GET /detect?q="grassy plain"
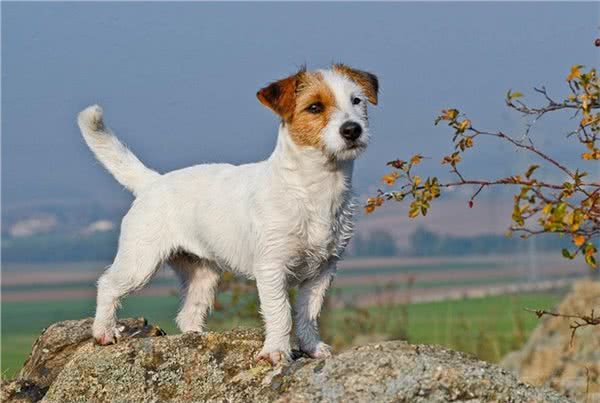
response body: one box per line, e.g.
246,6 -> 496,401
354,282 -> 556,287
1,291 -> 563,378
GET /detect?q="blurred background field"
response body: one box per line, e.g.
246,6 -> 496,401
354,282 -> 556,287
2,1 -> 597,389
1,255 -> 578,378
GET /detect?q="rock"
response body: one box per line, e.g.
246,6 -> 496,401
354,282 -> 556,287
3,318 -> 570,403
2,318 -> 165,403
278,343 -> 570,403
1,380 -> 47,403
501,280 -> 600,402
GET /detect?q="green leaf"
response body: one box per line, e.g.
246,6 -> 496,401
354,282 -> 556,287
525,164 -> 539,179
507,89 -> 524,101
511,91 -> 523,99
585,255 -> 597,269
555,203 -> 567,216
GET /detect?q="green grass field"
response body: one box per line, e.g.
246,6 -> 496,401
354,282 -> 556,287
1,291 -> 563,378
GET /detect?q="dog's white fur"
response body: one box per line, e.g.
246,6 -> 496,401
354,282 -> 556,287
78,67 -> 375,363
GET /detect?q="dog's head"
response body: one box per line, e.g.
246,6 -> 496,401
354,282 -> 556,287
257,64 -> 378,161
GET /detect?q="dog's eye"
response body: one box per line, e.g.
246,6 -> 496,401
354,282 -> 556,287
306,102 -> 324,114
352,97 -> 362,105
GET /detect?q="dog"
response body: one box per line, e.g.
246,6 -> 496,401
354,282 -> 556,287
78,64 -> 378,364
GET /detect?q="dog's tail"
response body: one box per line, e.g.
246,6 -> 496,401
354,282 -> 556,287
78,105 -> 161,196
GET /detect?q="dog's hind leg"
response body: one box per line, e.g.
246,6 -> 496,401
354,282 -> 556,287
170,255 -> 220,333
93,249 -> 163,345
92,213 -> 171,345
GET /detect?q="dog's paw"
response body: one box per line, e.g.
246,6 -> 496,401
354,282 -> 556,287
181,328 -> 206,335
302,341 -> 332,359
176,314 -> 206,334
255,348 -> 291,366
78,104 -> 105,132
93,324 -> 122,346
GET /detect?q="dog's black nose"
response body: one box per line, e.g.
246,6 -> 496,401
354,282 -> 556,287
339,121 -> 362,141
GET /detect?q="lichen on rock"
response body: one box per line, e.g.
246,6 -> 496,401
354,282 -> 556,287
2,317 -> 572,403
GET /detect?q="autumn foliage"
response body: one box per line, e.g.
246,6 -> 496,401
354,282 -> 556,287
367,65 -> 599,268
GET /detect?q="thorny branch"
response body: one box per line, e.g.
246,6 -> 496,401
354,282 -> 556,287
525,308 -> 600,346
367,65 -> 599,268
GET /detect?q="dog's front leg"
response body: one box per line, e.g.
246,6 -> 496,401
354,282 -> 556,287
294,260 -> 336,358
255,261 -> 292,365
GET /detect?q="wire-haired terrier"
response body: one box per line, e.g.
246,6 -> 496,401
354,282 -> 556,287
78,64 -> 378,364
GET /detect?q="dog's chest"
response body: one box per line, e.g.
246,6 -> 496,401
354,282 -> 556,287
287,189 -> 355,281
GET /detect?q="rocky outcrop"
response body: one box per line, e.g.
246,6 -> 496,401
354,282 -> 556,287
502,280 -> 600,402
3,318 -> 570,403
1,318 -> 165,403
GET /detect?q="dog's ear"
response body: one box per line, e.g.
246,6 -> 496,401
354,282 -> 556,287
333,64 -> 379,105
256,70 -> 304,121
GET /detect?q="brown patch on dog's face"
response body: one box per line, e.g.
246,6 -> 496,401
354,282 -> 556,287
332,64 -> 379,105
287,72 -> 336,147
257,71 -> 336,148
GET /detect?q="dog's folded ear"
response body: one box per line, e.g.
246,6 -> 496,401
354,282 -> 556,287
333,64 -> 379,105
257,70 -> 304,121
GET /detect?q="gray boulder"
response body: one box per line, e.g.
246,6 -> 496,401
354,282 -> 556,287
2,318 -> 571,403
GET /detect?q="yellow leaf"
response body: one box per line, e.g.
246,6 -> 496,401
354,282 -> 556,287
585,244 -> 596,257
382,172 -> 400,186
573,235 -> 585,247
410,155 -> 423,165
413,176 -> 422,186
508,91 -> 523,100
542,204 -> 552,215
365,196 -> 385,214
442,109 -> 458,120
458,119 -> 471,132
580,115 -> 598,126
567,65 -> 583,81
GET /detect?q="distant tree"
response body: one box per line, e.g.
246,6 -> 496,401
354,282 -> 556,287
408,226 -> 569,257
367,64 -> 599,269
352,231 -> 398,257
409,227 -> 441,257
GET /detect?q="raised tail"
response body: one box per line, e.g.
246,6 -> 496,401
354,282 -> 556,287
78,105 -> 161,196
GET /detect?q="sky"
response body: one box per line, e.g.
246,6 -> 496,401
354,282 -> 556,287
2,2 -> 599,211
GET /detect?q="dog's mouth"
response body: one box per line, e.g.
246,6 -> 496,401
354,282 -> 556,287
345,140 -> 368,152
330,142 -> 368,161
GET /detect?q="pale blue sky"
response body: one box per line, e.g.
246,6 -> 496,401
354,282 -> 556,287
2,2 -> 598,209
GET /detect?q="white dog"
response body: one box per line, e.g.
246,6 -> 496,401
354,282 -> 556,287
78,64 -> 378,364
